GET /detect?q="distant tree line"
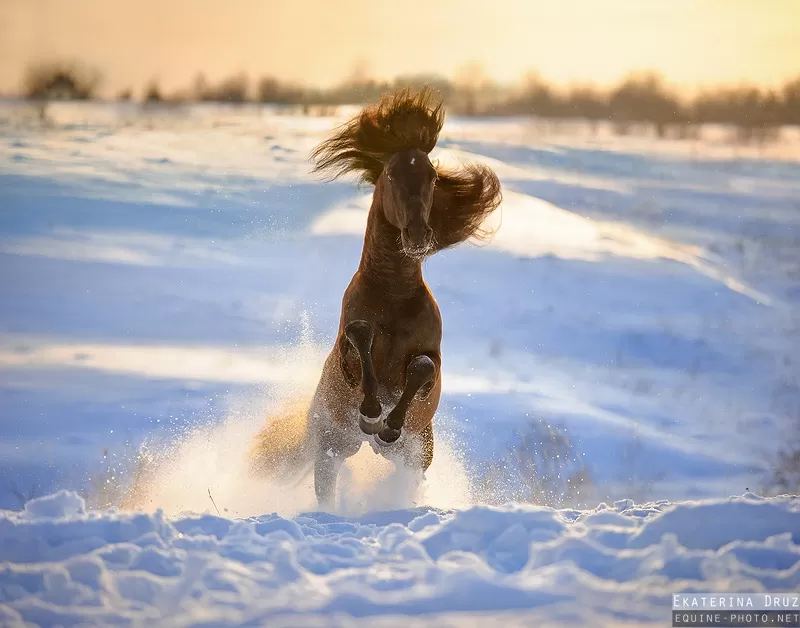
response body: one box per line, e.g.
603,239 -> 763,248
21,60 -> 800,141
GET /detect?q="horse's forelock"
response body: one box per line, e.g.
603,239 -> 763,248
310,86 -> 444,184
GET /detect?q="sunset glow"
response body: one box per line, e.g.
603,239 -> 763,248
1,0 -> 798,96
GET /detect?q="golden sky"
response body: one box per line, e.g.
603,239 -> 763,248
1,0 -> 798,96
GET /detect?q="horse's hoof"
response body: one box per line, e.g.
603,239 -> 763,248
374,428 -> 402,447
360,399 -> 382,421
359,413 -> 384,435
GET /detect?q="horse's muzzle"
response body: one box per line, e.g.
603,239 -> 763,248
401,226 -> 433,258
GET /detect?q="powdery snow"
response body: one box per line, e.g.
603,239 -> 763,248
1,100 -> 799,625
1,490 -> 798,627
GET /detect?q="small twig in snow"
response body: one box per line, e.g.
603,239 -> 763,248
207,487 -> 221,516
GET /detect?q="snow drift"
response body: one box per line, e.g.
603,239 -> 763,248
0,490 -> 798,627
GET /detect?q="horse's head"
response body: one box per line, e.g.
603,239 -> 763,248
380,147 -> 437,259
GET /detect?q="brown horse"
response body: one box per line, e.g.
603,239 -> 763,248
250,87 -> 502,509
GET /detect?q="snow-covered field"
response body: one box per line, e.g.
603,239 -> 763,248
1,489 -> 798,627
1,100 -> 798,626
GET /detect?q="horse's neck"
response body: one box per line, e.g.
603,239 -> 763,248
357,197 -> 423,300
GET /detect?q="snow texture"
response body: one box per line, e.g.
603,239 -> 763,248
1,490 -> 798,627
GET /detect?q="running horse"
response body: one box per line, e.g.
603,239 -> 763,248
250,87 -> 502,509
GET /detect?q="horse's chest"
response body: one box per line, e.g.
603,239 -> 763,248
370,329 -> 413,391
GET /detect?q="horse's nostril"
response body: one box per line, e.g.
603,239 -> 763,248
403,225 -> 430,244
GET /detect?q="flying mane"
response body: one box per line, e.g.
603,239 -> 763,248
310,87 -> 502,250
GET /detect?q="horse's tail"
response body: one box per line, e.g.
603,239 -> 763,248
247,400 -> 315,481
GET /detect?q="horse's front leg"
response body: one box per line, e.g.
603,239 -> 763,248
340,320 -> 383,434
375,354 -> 437,446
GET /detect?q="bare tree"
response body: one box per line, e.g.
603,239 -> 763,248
24,60 -> 102,101
143,79 -> 163,103
609,72 -> 682,138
